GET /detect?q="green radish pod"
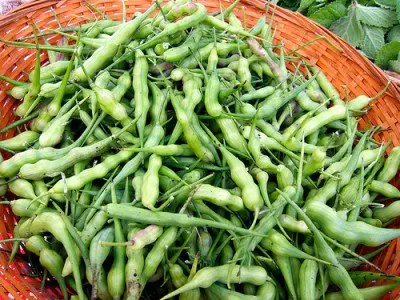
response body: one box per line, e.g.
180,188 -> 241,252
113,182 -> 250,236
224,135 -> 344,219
325,283 -> 400,300
74,186 -> 93,220
39,249 -> 69,300
25,235 -> 48,255
291,257 -> 302,300
15,47 -> 41,117
112,72 -> 132,103
251,168 -> 272,207
277,190 -> 363,300
62,210 -> 108,277
92,84 -> 134,131
192,184 -> 244,211
238,56 -> 254,92
107,186 -> 126,299
25,235 -> 68,300
205,284 -> 257,300
87,226 -> 114,300
103,203 -> 261,236
240,86 -> 275,102
109,126 -> 139,146
373,201 -> 400,223
368,180 -> 400,198
160,264 -> 269,299
322,148 -> 381,180
139,4 -> 207,51
28,60 -> 69,82
71,3 -> 159,82
162,28 -> 205,62
245,123 -> 278,174
132,169 -> 145,203
46,56 -> 75,117
205,15 -> 256,39
123,144 -> 193,156
168,263 -> 201,300
256,281 -> 276,300
39,82 -> 76,98
141,154 -> 162,210
296,90 -> 325,112
277,165 -> 294,190
303,149 -> 326,177
339,176 -> 361,208
206,46 -> 219,74
218,117 -> 249,155
132,49 -> 150,142
279,214 -> 310,234
26,211 -> 85,299
0,154 -> 6,196
125,227 -> 144,300
180,41 -> 245,69
198,229 -> 212,260
84,123 -> 165,225
377,146 -> 400,182
299,259 -> 318,300
247,38 -> 282,81
19,120 -> 137,180
49,149 -> 137,195
349,270 -> 400,286
10,199 -> 40,217
307,201 -> 400,246
312,67 -> 343,105
170,93 -> 214,162
91,267 -> 111,300
128,225 -> 163,251
242,126 -> 304,157
9,179 -> 36,199
260,229 -> 328,264
0,131 -> 39,151
0,116 -> 94,177
358,217 -> 383,227
9,85 -> 29,99
249,16 -> 266,35
39,98 -> 82,148
295,97 -> 373,139
9,218 -> 28,264
204,69 -> 222,117
231,186 -> 296,266
228,12 -> 243,28
149,82 -> 168,126
140,226 -> 178,291
207,137 -> 263,217
221,243 -> 234,265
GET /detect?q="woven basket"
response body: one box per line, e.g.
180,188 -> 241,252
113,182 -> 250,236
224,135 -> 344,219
1,0 -> 400,299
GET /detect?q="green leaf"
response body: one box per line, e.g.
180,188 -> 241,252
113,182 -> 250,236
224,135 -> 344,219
357,4 -> 398,28
389,59 -> 400,72
361,25 -> 385,58
298,0 -> 316,12
308,1 -> 348,27
388,25 -> 400,42
331,4 -> 364,47
397,0 -> 400,22
307,4 -> 322,15
375,41 -> 400,68
374,0 -> 396,8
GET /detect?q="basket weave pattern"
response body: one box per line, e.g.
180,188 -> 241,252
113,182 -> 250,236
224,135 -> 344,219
0,0 -> 400,299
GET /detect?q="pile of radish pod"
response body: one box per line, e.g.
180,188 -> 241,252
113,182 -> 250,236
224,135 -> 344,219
0,1 -> 399,299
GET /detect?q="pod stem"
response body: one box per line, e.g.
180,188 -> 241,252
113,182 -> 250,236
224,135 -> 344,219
0,39 -> 75,52
0,238 -> 27,243
321,232 -> 384,273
